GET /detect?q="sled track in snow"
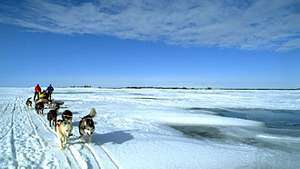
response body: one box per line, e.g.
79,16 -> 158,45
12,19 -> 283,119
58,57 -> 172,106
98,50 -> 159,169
0,102 -> 10,113
0,98 -> 19,141
66,147 -> 84,169
84,144 -> 104,169
85,143 -> 120,169
1,96 -> 120,169
98,145 -> 120,169
33,108 -> 119,169
9,102 -> 18,168
23,104 -> 46,148
33,111 -> 90,169
19,101 -> 60,168
0,103 -> 12,140
16,96 -> 119,169
31,111 -> 78,169
18,97 -> 74,169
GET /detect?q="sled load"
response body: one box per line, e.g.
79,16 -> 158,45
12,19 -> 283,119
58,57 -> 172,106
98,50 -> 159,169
33,84 -> 64,110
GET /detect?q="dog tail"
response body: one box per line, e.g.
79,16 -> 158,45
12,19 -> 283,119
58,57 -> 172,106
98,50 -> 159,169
27,97 -> 32,101
88,108 -> 97,118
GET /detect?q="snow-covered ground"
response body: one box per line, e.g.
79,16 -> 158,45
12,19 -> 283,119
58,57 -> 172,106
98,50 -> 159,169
0,87 -> 299,169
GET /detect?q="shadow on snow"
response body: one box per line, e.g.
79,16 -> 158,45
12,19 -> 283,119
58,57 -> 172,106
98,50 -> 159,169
69,130 -> 134,146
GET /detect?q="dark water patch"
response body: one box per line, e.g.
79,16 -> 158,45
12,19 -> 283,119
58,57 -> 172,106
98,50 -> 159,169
241,137 -> 298,152
185,107 -> 300,130
171,125 -> 299,152
187,107 -> 208,111
261,127 -> 300,137
233,108 -> 300,115
171,125 -> 224,139
171,125 -> 261,146
222,108 -> 300,130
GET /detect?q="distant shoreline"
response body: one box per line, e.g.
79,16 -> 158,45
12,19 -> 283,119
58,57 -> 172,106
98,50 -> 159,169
0,86 -> 299,90
68,86 -> 300,91
117,87 -> 300,90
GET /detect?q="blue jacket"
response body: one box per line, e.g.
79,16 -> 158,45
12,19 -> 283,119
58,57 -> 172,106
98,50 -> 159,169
47,85 -> 54,93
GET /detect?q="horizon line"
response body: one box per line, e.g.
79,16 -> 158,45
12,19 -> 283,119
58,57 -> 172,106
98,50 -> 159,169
0,85 -> 299,90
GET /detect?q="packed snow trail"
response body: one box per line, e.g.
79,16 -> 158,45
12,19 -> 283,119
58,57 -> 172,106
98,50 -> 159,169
0,97 -> 75,168
33,108 -> 118,169
0,102 -> 13,141
25,96 -> 118,169
0,96 -> 117,169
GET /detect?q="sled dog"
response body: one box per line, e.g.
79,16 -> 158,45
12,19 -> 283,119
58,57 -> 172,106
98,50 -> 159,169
35,100 -> 44,115
79,108 -> 96,142
26,97 -> 32,108
56,119 -> 73,149
47,106 -> 59,130
62,110 -> 73,122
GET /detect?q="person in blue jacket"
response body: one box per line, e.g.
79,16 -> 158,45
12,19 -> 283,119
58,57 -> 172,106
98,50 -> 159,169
46,84 -> 54,100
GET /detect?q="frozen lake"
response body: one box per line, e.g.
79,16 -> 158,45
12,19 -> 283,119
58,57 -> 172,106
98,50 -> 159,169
0,87 -> 299,169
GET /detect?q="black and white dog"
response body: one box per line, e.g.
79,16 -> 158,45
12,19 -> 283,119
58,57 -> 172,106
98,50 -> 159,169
79,108 -> 96,142
26,97 -> 32,108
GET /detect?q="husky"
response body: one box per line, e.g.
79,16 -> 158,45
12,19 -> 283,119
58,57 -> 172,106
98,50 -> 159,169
26,97 -> 32,108
79,108 -> 97,142
47,106 -> 59,130
56,119 -> 73,149
35,100 -> 44,115
62,110 -> 73,122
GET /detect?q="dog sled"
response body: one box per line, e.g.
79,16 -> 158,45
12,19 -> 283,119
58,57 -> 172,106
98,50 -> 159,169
36,98 -> 64,110
48,100 -> 65,109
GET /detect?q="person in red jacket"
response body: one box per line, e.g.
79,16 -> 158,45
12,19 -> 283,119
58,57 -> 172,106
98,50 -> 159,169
34,84 -> 42,101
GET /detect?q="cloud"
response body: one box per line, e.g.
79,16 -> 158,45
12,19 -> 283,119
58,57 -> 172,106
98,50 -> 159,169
0,0 -> 299,51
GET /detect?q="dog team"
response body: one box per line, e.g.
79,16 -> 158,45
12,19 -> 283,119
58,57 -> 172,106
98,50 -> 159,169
26,84 -> 96,149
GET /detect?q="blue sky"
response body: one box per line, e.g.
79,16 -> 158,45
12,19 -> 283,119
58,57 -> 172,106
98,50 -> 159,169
0,0 -> 299,88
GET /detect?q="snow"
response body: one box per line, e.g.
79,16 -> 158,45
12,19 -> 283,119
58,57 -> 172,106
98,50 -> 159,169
0,87 -> 299,169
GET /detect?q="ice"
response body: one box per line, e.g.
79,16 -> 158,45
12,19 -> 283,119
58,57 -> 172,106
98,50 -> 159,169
0,87 -> 299,169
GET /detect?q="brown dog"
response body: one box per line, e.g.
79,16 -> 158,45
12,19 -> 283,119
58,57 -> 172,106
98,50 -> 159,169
56,120 -> 73,149
47,107 -> 59,130
35,100 -> 44,115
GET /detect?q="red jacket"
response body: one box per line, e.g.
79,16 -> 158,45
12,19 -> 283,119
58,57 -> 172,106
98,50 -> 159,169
35,85 -> 41,93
